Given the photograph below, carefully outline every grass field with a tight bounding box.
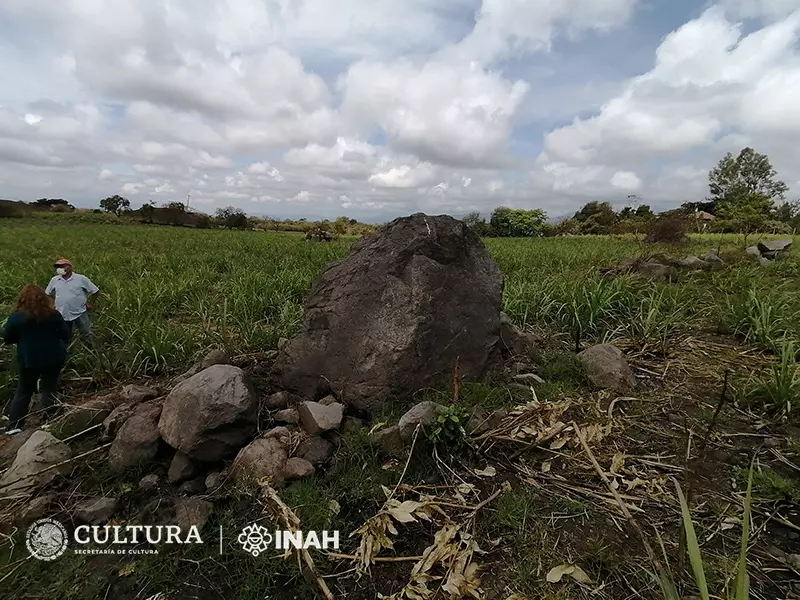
[1,219,799,599]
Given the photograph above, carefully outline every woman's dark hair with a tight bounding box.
[15,284,57,320]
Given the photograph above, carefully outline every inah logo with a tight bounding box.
[27,518,69,561]
[238,524,272,557]
[238,523,339,556]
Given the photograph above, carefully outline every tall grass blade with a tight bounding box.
[675,480,711,600]
[733,458,755,600]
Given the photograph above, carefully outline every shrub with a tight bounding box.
[645,214,689,243]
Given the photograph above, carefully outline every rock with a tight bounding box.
[205,472,223,491]
[120,384,159,404]
[577,344,636,392]
[58,397,117,437]
[139,474,159,491]
[679,256,710,269]
[0,431,72,493]
[298,402,344,435]
[513,373,545,385]
[499,313,529,358]
[274,409,300,425]
[746,246,762,257]
[667,413,686,426]
[374,425,405,457]
[759,256,773,266]
[297,437,335,465]
[178,477,206,496]
[277,337,289,351]
[75,497,118,524]
[109,400,163,471]
[273,214,504,412]
[172,349,231,385]
[319,395,339,406]
[100,403,137,443]
[702,252,725,269]
[168,451,202,484]
[0,428,36,463]
[283,457,315,480]
[16,494,55,525]
[636,262,676,281]
[232,437,288,487]
[342,416,365,433]
[174,498,214,533]
[264,391,291,411]
[264,426,292,443]
[758,239,793,254]
[398,401,442,441]
[159,365,258,462]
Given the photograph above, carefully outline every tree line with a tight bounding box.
[464,147,797,237]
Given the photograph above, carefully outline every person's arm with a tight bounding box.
[82,276,100,308]
[44,276,56,297]
[54,312,69,342]
[2,313,20,345]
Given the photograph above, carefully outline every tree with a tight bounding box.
[635,205,654,219]
[774,200,800,223]
[709,147,787,215]
[214,206,250,229]
[140,203,155,223]
[574,201,616,224]
[463,212,490,236]
[99,195,131,215]
[164,201,186,212]
[489,207,548,237]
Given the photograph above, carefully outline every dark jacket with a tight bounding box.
[3,311,69,369]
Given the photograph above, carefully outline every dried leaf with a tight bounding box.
[541,461,552,473]
[328,500,341,516]
[610,453,626,474]
[118,562,136,577]
[474,466,497,477]
[546,564,592,584]
[550,437,567,450]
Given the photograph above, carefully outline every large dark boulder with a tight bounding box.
[272,214,504,412]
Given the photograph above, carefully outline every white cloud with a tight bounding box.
[369,162,438,189]
[610,170,642,191]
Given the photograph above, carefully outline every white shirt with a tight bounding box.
[45,273,100,322]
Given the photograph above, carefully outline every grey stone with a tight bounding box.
[702,252,725,269]
[15,494,55,525]
[178,477,206,496]
[120,384,159,404]
[100,403,137,443]
[297,437,335,465]
[273,214,504,413]
[205,472,224,491]
[758,239,792,253]
[232,436,289,487]
[58,397,117,437]
[174,497,214,534]
[75,496,118,524]
[172,349,231,385]
[468,408,507,436]
[274,408,300,425]
[0,431,72,493]
[298,402,344,435]
[159,365,258,462]
[746,246,762,256]
[168,451,201,484]
[759,256,773,266]
[679,256,710,268]
[264,426,292,443]
[277,337,289,351]
[398,401,442,441]
[109,401,163,471]
[139,474,159,491]
[374,425,405,457]
[264,391,291,411]
[283,457,315,480]
[578,344,636,392]
[319,395,339,406]
[636,262,676,281]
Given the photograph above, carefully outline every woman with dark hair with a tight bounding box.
[3,284,69,434]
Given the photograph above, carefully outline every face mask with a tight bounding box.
[56,268,67,276]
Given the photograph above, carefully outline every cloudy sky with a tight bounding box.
[1,0,800,222]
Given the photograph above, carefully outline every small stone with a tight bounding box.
[758,239,793,253]
[168,451,201,484]
[178,477,206,496]
[283,457,315,480]
[205,472,223,491]
[75,496,118,524]
[702,252,725,269]
[319,395,339,406]
[174,497,214,534]
[398,401,442,441]
[297,437,335,465]
[120,384,159,404]
[577,344,636,392]
[274,408,300,424]
[746,246,761,257]
[513,373,545,385]
[264,391,291,410]
[232,437,288,487]
[298,402,344,435]
[264,426,292,442]
[57,397,117,437]
[277,338,289,351]
[374,425,405,457]
[139,474,159,491]
[0,431,72,493]
[667,413,686,426]
[679,256,710,269]
[341,417,365,433]
[101,403,137,443]
[759,256,773,266]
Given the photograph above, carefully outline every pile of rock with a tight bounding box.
[747,239,793,265]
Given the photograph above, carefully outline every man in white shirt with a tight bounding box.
[45,258,100,346]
